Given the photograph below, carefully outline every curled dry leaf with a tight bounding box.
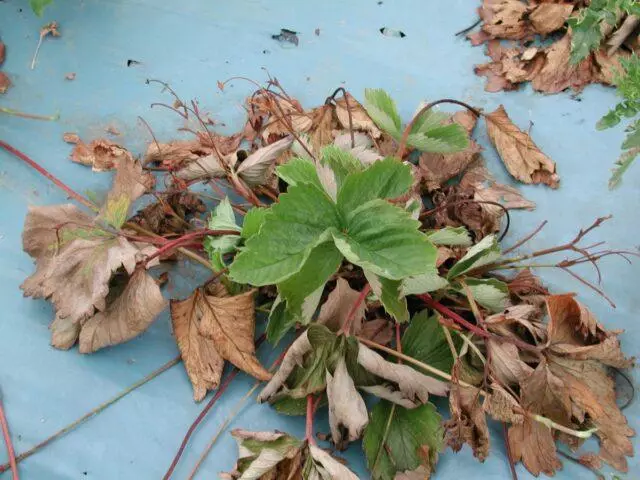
[485,304,547,344]
[79,269,166,353]
[258,331,312,403]
[334,92,382,139]
[508,418,562,476]
[0,72,11,94]
[70,138,133,172]
[144,140,212,168]
[485,105,559,188]
[326,357,369,450]
[445,383,490,461]
[546,294,633,369]
[236,136,293,186]
[317,278,367,334]
[357,343,449,405]
[175,153,227,181]
[170,289,224,402]
[307,104,339,152]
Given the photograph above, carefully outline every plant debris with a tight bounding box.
[380,27,406,38]
[31,21,60,70]
[272,28,299,46]
[0,72,10,94]
[65,72,76,81]
[12,79,637,479]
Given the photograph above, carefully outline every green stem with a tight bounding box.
[0,107,59,121]
[0,356,180,473]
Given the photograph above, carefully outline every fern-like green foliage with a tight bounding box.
[363,89,469,153]
[569,0,640,64]
[229,147,438,342]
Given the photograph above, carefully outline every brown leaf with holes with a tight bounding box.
[317,278,366,334]
[0,72,11,94]
[70,138,133,172]
[445,384,490,461]
[485,105,559,188]
[196,287,272,382]
[79,269,166,353]
[546,294,633,368]
[529,3,574,35]
[171,290,224,401]
[508,418,562,476]
[478,0,531,40]
[334,92,382,139]
[418,111,482,191]
[549,356,634,471]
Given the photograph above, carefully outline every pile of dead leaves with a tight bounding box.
[18,80,635,479]
[469,0,633,93]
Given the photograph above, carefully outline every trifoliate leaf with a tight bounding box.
[204,234,241,271]
[406,123,469,153]
[365,270,409,323]
[333,199,438,280]
[363,400,444,480]
[447,234,501,279]
[320,144,364,188]
[337,157,413,214]
[455,277,509,313]
[276,157,323,190]
[229,184,340,285]
[402,270,449,295]
[425,226,473,246]
[409,106,450,135]
[278,242,343,317]
[364,88,403,137]
[402,310,461,376]
[241,207,269,239]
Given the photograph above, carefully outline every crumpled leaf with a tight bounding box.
[170,289,224,401]
[549,356,634,471]
[477,0,531,41]
[546,294,634,368]
[485,304,547,344]
[445,383,490,461]
[144,139,214,168]
[236,136,293,186]
[317,278,366,334]
[529,3,574,35]
[79,269,166,353]
[334,92,382,139]
[357,343,449,404]
[507,417,562,476]
[326,357,369,450]
[70,138,132,172]
[175,153,227,181]
[308,444,360,479]
[485,105,559,188]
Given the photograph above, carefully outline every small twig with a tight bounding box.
[396,99,480,159]
[455,18,482,36]
[503,221,548,255]
[0,389,19,480]
[503,423,518,480]
[339,284,371,335]
[0,107,59,121]
[0,357,180,474]
[137,116,163,163]
[560,267,616,308]
[305,395,317,446]
[326,87,355,148]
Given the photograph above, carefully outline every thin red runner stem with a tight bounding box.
[144,229,239,265]
[305,395,316,446]
[339,284,371,335]
[0,139,96,211]
[418,293,539,353]
[0,395,19,480]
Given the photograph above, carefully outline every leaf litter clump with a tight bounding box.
[16,76,637,479]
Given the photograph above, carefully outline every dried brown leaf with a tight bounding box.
[485,304,547,344]
[63,132,80,144]
[485,105,559,188]
[334,92,382,139]
[0,72,11,94]
[144,140,212,168]
[79,269,166,353]
[317,278,366,334]
[307,104,339,152]
[197,131,243,156]
[479,0,531,40]
[549,356,634,472]
[521,359,571,425]
[70,138,132,172]
[326,358,368,449]
[360,318,394,346]
[445,384,490,461]
[508,418,562,476]
[529,3,574,35]
[488,340,533,385]
[198,287,272,382]
[128,192,205,236]
[484,385,524,424]
[170,290,224,401]
[0,41,5,65]
[236,136,293,186]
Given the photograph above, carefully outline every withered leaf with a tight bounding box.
[326,358,368,449]
[334,92,382,139]
[485,304,547,344]
[79,269,166,353]
[529,3,574,35]
[63,132,80,144]
[0,72,11,94]
[478,0,531,40]
[488,340,533,386]
[317,278,366,334]
[144,140,212,168]
[175,153,227,181]
[307,104,339,152]
[197,287,272,382]
[445,384,490,461]
[70,138,132,172]
[508,418,562,476]
[236,136,293,186]
[360,318,394,346]
[549,356,634,471]
[521,359,571,425]
[128,192,205,236]
[170,290,224,401]
[485,105,559,188]
[546,294,633,368]
[484,385,524,424]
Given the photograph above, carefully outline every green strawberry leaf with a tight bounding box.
[276,157,323,190]
[425,226,472,246]
[241,207,269,239]
[447,234,501,279]
[406,123,469,153]
[365,270,409,322]
[454,277,509,313]
[364,88,403,137]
